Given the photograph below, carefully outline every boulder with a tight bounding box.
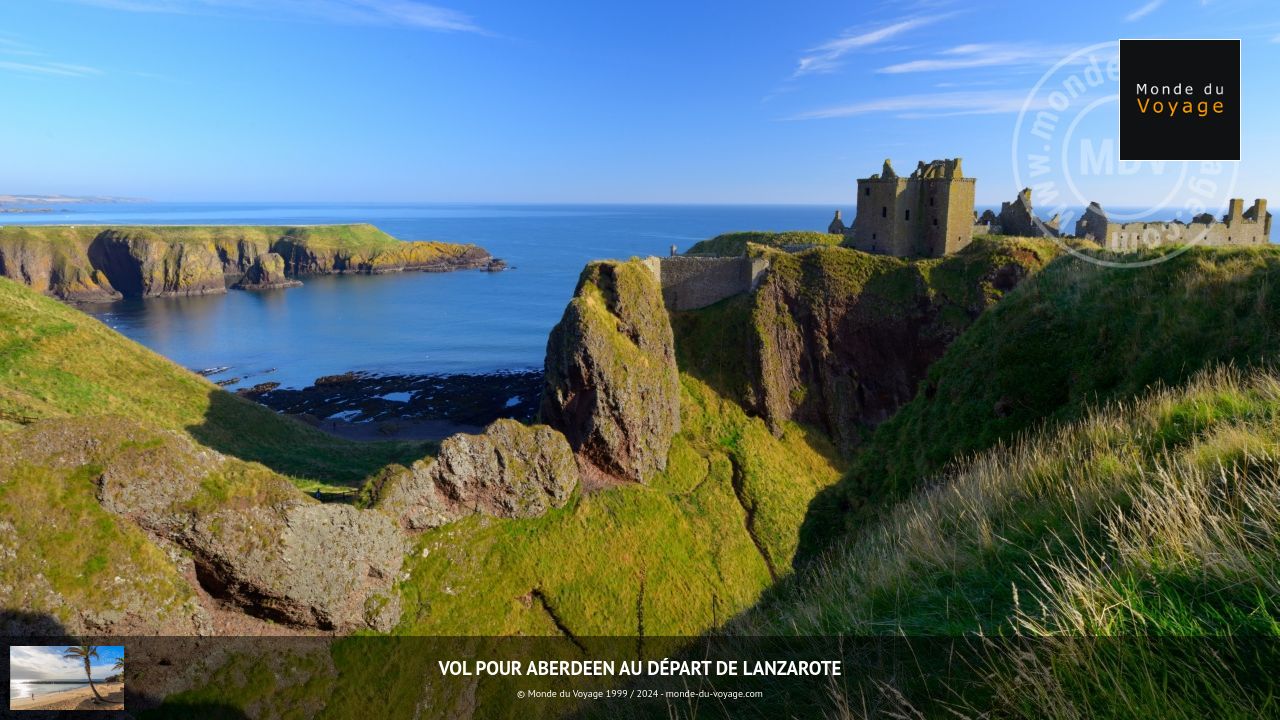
[376,419,578,531]
[540,259,681,484]
[183,503,405,632]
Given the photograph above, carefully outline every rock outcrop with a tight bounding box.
[0,224,493,301]
[541,259,681,484]
[0,417,406,633]
[375,419,578,530]
[88,228,227,298]
[233,252,302,290]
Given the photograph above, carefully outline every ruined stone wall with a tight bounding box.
[852,177,910,255]
[642,256,769,311]
[937,177,977,255]
[1076,199,1271,250]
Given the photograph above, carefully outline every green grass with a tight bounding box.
[685,230,844,256]
[685,366,1280,718]
[0,460,195,627]
[391,375,842,638]
[819,243,1280,539]
[0,276,426,489]
[1,222,412,253]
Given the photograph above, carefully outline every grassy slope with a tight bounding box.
[685,230,844,256]
[699,366,1280,718]
[816,244,1280,535]
[666,245,1280,718]
[393,375,843,637]
[0,276,426,490]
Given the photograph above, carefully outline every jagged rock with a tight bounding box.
[541,259,681,484]
[376,419,578,530]
[234,252,302,290]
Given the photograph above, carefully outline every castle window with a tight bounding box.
[864,187,870,196]
[881,206,887,218]
[929,197,935,207]
[933,218,938,226]
[905,210,911,221]
[872,233,877,240]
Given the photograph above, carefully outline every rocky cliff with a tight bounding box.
[541,259,681,484]
[233,252,301,290]
[673,238,1057,455]
[0,224,492,301]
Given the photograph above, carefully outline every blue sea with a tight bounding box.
[4,203,835,389]
[10,679,92,700]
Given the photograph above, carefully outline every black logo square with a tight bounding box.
[1120,39,1240,161]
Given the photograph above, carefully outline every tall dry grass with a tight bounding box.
[728,366,1280,717]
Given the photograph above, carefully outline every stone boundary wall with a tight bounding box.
[641,256,769,311]
[1076,199,1271,250]
[1098,220,1268,250]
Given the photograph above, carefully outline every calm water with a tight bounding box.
[10,680,91,700]
[6,203,831,389]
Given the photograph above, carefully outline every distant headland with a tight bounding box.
[0,223,503,302]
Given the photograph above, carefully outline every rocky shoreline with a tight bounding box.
[237,369,543,441]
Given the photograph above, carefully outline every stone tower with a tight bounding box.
[849,158,976,257]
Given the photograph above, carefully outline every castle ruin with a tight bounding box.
[1075,199,1272,250]
[829,158,1271,256]
[829,158,976,258]
[973,188,1061,238]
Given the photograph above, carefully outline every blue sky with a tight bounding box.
[1,0,1278,205]
[9,645,124,680]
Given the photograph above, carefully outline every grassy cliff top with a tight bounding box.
[0,276,425,489]
[685,230,845,256]
[0,223,478,253]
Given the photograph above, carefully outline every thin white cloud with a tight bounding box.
[60,0,486,33]
[877,43,1086,74]
[0,36,103,77]
[0,60,103,77]
[794,14,951,77]
[788,90,1051,120]
[1125,0,1165,21]
[9,647,115,681]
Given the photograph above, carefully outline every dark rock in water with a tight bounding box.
[484,258,508,272]
[374,419,578,530]
[213,377,241,387]
[237,381,280,395]
[233,252,302,291]
[314,372,360,387]
[251,370,543,431]
[541,259,680,484]
[195,365,231,377]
